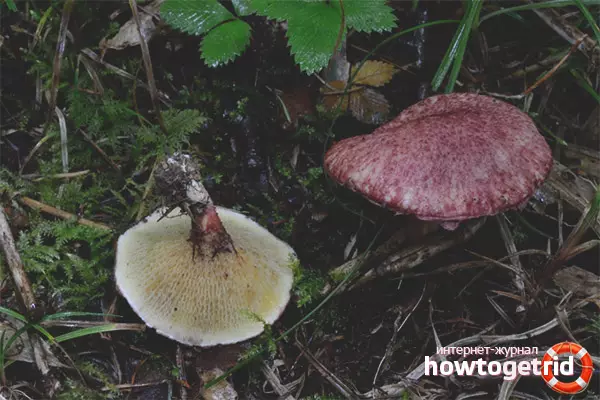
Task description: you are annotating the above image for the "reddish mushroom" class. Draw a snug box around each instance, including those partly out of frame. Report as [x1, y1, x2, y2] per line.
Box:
[324, 93, 553, 229]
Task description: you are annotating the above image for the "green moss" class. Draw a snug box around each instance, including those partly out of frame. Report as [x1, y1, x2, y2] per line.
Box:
[17, 217, 113, 310]
[290, 258, 326, 308]
[56, 380, 115, 400]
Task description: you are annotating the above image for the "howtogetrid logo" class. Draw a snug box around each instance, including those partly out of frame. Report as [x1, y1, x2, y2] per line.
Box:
[425, 342, 594, 395]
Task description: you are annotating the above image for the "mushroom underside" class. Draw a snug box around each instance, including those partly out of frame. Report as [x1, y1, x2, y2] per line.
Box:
[115, 207, 295, 347]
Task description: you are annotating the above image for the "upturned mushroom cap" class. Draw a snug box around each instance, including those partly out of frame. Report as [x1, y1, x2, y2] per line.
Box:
[115, 206, 295, 347]
[324, 93, 553, 222]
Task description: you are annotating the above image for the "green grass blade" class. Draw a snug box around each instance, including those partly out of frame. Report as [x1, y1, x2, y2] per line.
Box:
[573, 0, 600, 46]
[30, 324, 55, 343]
[2, 0, 17, 11]
[0, 307, 28, 324]
[445, 0, 484, 93]
[536, 121, 569, 146]
[54, 323, 138, 343]
[431, 22, 466, 91]
[41, 312, 121, 321]
[570, 68, 600, 103]
[479, 0, 597, 24]
[0, 323, 34, 382]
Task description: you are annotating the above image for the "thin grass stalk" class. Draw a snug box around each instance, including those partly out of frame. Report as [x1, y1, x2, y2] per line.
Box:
[445, 0, 484, 93]
[128, 0, 168, 136]
[533, 186, 600, 301]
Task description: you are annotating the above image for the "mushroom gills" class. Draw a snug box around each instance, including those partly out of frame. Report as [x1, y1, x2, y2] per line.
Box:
[115, 206, 295, 347]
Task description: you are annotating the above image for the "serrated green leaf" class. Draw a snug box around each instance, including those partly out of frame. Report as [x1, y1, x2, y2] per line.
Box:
[160, 0, 234, 36]
[232, 0, 255, 16]
[251, 0, 294, 20]
[344, 0, 397, 32]
[286, 2, 343, 73]
[253, 0, 343, 74]
[3, 0, 17, 11]
[201, 19, 252, 66]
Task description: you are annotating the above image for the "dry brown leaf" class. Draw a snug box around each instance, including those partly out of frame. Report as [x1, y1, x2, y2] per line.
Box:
[553, 266, 600, 298]
[320, 80, 351, 113]
[100, 0, 164, 51]
[351, 60, 397, 87]
[200, 368, 238, 400]
[0, 321, 66, 368]
[278, 86, 315, 131]
[319, 60, 395, 124]
[349, 87, 390, 124]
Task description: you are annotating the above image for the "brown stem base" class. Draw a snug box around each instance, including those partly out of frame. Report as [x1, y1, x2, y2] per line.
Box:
[189, 204, 235, 258]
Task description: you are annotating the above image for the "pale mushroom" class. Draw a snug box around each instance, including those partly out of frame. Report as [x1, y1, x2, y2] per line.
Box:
[115, 154, 296, 347]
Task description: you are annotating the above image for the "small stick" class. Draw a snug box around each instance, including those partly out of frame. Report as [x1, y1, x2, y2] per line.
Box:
[351, 218, 485, 289]
[532, 7, 599, 59]
[522, 35, 586, 95]
[495, 215, 527, 306]
[176, 345, 189, 400]
[79, 129, 121, 172]
[128, 0, 168, 135]
[101, 380, 169, 391]
[17, 196, 112, 231]
[22, 170, 90, 181]
[0, 208, 54, 389]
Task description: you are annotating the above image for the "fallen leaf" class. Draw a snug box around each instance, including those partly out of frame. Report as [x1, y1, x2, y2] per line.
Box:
[320, 80, 351, 113]
[553, 266, 600, 298]
[0, 321, 66, 368]
[351, 60, 397, 87]
[319, 60, 395, 124]
[200, 368, 238, 400]
[278, 86, 316, 131]
[101, 0, 164, 51]
[349, 87, 390, 124]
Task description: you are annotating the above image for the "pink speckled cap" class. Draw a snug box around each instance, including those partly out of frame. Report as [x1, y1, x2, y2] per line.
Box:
[324, 93, 553, 222]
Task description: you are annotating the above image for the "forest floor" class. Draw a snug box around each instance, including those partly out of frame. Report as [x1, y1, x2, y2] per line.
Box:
[0, 1, 599, 399]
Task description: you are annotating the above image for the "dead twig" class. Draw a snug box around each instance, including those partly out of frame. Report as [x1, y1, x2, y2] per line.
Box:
[17, 196, 113, 231]
[522, 35, 586, 95]
[47, 0, 74, 125]
[294, 339, 358, 399]
[128, 0, 168, 135]
[351, 218, 486, 289]
[101, 380, 168, 391]
[176, 344, 188, 400]
[20, 0, 75, 175]
[530, 185, 600, 306]
[545, 162, 600, 236]
[0, 209, 58, 395]
[261, 360, 303, 400]
[532, 7, 600, 62]
[80, 48, 171, 104]
[495, 215, 527, 307]
[372, 283, 426, 387]
[21, 170, 90, 181]
[79, 129, 121, 172]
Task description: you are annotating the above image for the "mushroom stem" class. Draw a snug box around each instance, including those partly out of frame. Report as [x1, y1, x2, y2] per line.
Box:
[188, 203, 235, 257]
[154, 153, 235, 257]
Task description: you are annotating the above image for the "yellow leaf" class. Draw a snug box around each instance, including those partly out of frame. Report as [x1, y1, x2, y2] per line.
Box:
[351, 60, 397, 87]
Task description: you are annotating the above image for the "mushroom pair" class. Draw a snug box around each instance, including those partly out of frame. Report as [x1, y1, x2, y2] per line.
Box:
[115, 93, 553, 347]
